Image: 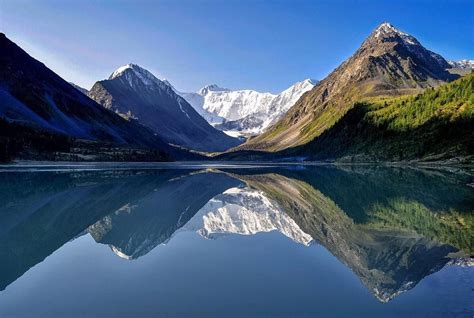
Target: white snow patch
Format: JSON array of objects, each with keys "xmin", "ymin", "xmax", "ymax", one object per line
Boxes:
[
  {"xmin": 177, "ymin": 187, "xmax": 314, "ymax": 246},
  {"xmin": 178, "ymin": 100, "xmax": 191, "ymax": 120},
  {"xmin": 176, "ymin": 78, "xmax": 317, "ymax": 135},
  {"xmin": 448, "ymin": 59, "xmax": 474, "ymax": 69}
]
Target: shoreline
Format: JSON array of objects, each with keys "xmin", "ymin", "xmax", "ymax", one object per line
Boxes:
[{"xmin": 1, "ymin": 160, "xmax": 473, "ymax": 170}]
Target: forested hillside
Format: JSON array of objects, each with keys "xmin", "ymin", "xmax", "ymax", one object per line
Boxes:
[{"xmin": 292, "ymin": 72, "xmax": 473, "ymax": 162}]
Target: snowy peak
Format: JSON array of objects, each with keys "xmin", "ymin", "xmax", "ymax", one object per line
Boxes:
[
  {"xmin": 303, "ymin": 78, "xmax": 318, "ymax": 85},
  {"xmin": 372, "ymin": 22, "xmax": 418, "ymax": 45},
  {"xmin": 179, "ymin": 187, "xmax": 314, "ymax": 246},
  {"xmin": 109, "ymin": 63, "xmax": 147, "ymax": 80},
  {"xmin": 365, "ymin": 22, "xmax": 450, "ymax": 70},
  {"xmin": 448, "ymin": 59, "xmax": 474, "ymax": 69},
  {"xmin": 177, "ymin": 78, "xmax": 318, "ymax": 137},
  {"xmin": 374, "ymin": 22, "xmax": 406, "ymax": 37},
  {"xmin": 89, "ymin": 64, "xmax": 242, "ymax": 152},
  {"xmin": 198, "ymin": 84, "xmax": 229, "ymax": 95},
  {"xmin": 284, "ymin": 78, "xmax": 318, "ymax": 92},
  {"xmin": 109, "ymin": 63, "xmax": 168, "ymax": 90}
]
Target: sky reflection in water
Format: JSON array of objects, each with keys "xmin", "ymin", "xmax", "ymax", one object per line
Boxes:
[{"xmin": 0, "ymin": 164, "xmax": 472, "ymax": 317}]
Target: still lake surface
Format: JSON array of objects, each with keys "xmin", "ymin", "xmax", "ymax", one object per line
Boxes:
[{"xmin": 0, "ymin": 163, "xmax": 472, "ymax": 317}]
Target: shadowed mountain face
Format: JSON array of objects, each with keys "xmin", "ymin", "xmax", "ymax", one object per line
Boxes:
[
  {"xmin": 0, "ymin": 169, "xmax": 238, "ymax": 290},
  {"xmin": 69, "ymin": 82, "xmax": 89, "ymax": 95},
  {"xmin": 0, "ymin": 165, "xmax": 471, "ymax": 302},
  {"xmin": 88, "ymin": 172, "xmax": 241, "ymax": 259},
  {"xmin": 240, "ymin": 23, "xmax": 459, "ymax": 152},
  {"xmin": 0, "ymin": 34, "xmax": 174, "ymax": 152},
  {"xmin": 233, "ymin": 166, "xmax": 473, "ymax": 301},
  {"xmin": 88, "ymin": 64, "xmax": 242, "ymax": 152}
]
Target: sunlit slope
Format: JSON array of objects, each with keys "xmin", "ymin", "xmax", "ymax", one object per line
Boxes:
[
  {"xmin": 291, "ymin": 72, "xmax": 473, "ymax": 161},
  {"xmin": 237, "ymin": 23, "xmax": 457, "ymax": 152}
]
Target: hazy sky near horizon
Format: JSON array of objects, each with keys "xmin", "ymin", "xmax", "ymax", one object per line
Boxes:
[{"xmin": 1, "ymin": 0, "xmax": 473, "ymax": 93}]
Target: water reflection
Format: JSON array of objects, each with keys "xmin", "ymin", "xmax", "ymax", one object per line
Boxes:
[
  {"xmin": 232, "ymin": 167, "xmax": 473, "ymax": 301},
  {"xmin": 0, "ymin": 165, "xmax": 472, "ymax": 314},
  {"xmin": 88, "ymin": 171, "xmax": 240, "ymax": 259}
]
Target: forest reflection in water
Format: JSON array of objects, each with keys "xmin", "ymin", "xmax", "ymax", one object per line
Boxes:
[{"xmin": 0, "ymin": 164, "xmax": 472, "ymax": 317}]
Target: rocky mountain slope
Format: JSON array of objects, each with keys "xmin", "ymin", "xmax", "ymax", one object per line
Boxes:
[
  {"xmin": 238, "ymin": 22, "xmax": 459, "ymax": 151},
  {"xmin": 175, "ymin": 79, "xmax": 317, "ymax": 137},
  {"xmin": 88, "ymin": 64, "xmax": 241, "ymax": 152},
  {"xmin": 0, "ymin": 33, "xmax": 180, "ymax": 159},
  {"xmin": 289, "ymin": 72, "xmax": 474, "ymax": 163}
]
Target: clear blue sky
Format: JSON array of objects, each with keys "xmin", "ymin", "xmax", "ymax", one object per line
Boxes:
[{"xmin": 1, "ymin": 0, "xmax": 473, "ymax": 93}]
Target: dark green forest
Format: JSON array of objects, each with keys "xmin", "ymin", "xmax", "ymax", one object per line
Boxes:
[
  {"xmin": 0, "ymin": 118, "xmax": 171, "ymax": 162},
  {"xmin": 294, "ymin": 72, "xmax": 474, "ymax": 162}
]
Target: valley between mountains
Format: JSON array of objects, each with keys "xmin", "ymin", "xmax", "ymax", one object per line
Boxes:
[{"xmin": 0, "ymin": 22, "xmax": 472, "ymax": 164}]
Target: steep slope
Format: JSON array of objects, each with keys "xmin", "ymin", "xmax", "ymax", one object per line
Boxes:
[
  {"xmin": 239, "ymin": 22, "xmax": 458, "ymax": 151},
  {"xmin": 290, "ymin": 72, "xmax": 474, "ymax": 162},
  {"xmin": 176, "ymin": 84, "xmax": 229, "ymax": 124},
  {"xmin": 177, "ymin": 79, "xmax": 317, "ymax": 137},
  {"xmin": 69, "ymin": 82, "xmax": 89, "ymax": 95},
  {"xmin": 88, "ymin": 64, "xmax": 241, "ymax": 152},
  {"xmin": 0, "ymin": 34, "xmax": 173, "ymax": 152}
]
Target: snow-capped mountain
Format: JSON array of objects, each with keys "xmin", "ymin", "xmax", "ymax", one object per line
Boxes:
[
  {"xmin": 175, "ymin": 79, "xmax": 318, "ymax": 137},
  {"xmin": 88, "ymin": 171, "xmax": 241, "ymax": 260},
  {"xmin": 448, "ymin": 59, "xmax": 474, "ymax": 69},
  {"xmin": 240, "ymin": 22, "xmax": 458, "ymax": 152},
  {"xmin": 372, "ymin": 22, "xmax": 450, "ymax": 68},
  {"xmin": 0, "ymin": 34, "xmax": 178, "ymax": 153},
  {"xmin": 166, "ymin": 83, "xmax": 227, "ymax": 125},
  {"xmin": 178, "ymin": 187, "xmax": 313, "ymax": 245},
  {"xmin": 88, "ymin": 64, "xmax": 242, "ymax": 152}
]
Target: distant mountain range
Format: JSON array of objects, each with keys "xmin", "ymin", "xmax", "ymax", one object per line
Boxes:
[
  {"xmin": 88, "ymin": 64, "xmax": 241, "ymax": 152},
  {"xmin": 448, "ymin": 59, "xmax": 474, "ymax": 69},
  {"xmin": 0, "ymin": 22, "xmax": 472, "ymax": 163},
  {"xmin": 177, "ymin": 187, "xmax": 313, "ymax": 245},
  {"xmin": 172, "ymin": 79, "xmax": 317, "ymax": 137}
]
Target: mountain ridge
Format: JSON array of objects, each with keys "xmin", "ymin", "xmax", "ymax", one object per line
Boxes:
[
  {"xmin": 176, "ymin": 78, "xmax": 318, "ymax": 137},
  {"xmin": 88, "ymin": 64, "xmax": 242, "ymax": 152},
  {"xmin": 0, "ymin": 33, "xmax": 185, "ymax": 161},
  {"xmin": 236, "ymin": 22, "xmax": 459, "ymax": 152}
]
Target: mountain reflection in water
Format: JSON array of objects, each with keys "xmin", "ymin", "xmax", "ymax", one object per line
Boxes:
[{"xmin": 0, "ymin": 165, "xmax": 472, "ymax": 314}]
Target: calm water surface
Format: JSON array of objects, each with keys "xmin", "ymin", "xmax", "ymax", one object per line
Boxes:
[{"xmin": 0, "ymin": 164, "xmax": 473, "ymax": 317}]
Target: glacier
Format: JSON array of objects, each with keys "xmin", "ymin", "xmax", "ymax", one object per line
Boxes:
[{"xmin": 170, "ymin": 79, "xmax": 318, "ymax": 137}]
